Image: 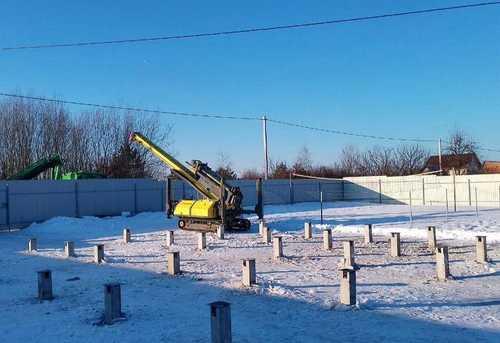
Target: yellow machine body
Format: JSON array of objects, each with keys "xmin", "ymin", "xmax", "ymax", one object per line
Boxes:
[{"xmin": 173, "ymin": 199, "xmax": 218, "ymax": 219}]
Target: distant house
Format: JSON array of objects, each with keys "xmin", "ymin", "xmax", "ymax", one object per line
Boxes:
[
  {"xmin": 483, "ymin": 161, "xmax": 500, "ymax": 174},
  {"xmin": 422, "ymin": 153, "xmax": 481, "ymax": 175}
]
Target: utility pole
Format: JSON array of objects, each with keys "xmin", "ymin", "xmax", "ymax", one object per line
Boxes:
[
  {"xmin": 438, "ymin": 138, "xmax": 443, "ymax": 174},
  {"xmin": 262, "ymin": 115, "xmax": 269, "ymax": 180}
]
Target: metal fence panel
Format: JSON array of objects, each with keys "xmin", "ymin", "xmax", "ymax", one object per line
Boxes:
[
  {"xmin": 230, "ymin": 180, "xmax": 257, "ymax": 207},
  {"xmin": 3, "ymin": 174, "xmax": 500, "ymax": 229},
  {"xmin": 136, "ymin": 179, "xmax": 166, "ymax": 213},
  {"xmin": 77, "ymin": 179, "xmax": 135, "ymax": 217},
  {"xmin": 8, "ymin": 180, "xmax": 76, "ymax": 225},
  {"xmin": 0, "ymin": 179, "xmax": 166, "ymax": 228},
  {"xmin": 0, "ymin": 183, "xmax": 8, "ymax": 226},
  {"xmin": 171, "ymin": 179, "xmax": 344, "ymax": 207}
]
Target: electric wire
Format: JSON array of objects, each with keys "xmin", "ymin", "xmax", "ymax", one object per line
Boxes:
[
  {"xmin": 0, "ymin": 93, "xmax": 259, "ymax": 121},
  {"xmin": 266, "ymin": 118, "xmax": 435, "ymax": 143},
  {"xmin": 3, "ymin": 1, "xmax": 500, "ymax": 51},
  {"xmin": 1, "ymin": 92, "xmax": 499, "ymax": 153}
]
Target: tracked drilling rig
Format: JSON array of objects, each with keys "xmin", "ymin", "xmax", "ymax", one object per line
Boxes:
[{"xmin": 130, "ymin": 132, "xmax": 254, "ymax": 232}]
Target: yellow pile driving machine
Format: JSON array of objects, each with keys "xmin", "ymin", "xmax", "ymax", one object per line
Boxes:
[{"xmin": 130, "ymin": 132, "xmax": 259, "ymax": 232}]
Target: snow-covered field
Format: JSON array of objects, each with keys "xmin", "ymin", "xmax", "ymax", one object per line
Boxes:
[{"xmin": 0, "ymin": 202, "xmax": 499, "ymax": 342}]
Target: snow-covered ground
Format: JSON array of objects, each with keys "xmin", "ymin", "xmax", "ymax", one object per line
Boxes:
[{"xmin": 0, "ymin": 202, "xmax": 499, "ymax": 342}]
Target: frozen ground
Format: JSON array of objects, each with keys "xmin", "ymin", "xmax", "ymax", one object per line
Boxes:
[{"xmin": 0, "ymin": 202, "xmax": 499, "ymax": 342}]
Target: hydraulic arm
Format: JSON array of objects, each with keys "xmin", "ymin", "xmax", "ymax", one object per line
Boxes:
[
  {"xmin": 8, "ymin": 155, "xmax": 62, "ymax": 180},
  {"xmin": 130, "ymin": 132, "xmax": 250, "ymax": 232}
]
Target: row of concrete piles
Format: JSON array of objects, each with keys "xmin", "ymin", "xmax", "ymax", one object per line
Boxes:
[
  {"xmin": 28, "ymin": 228, "xmax": 185, "ymax": 272},
  {"xmin": 27, "ymin": 223, "xmax": 490, "ymax": 289},
  {"xmin": 255, "ymin": 220, "xmax": 491, "ymax": 305},
  {"xmin": 27, "ymin": 222, "xmax": 491, "ymax": 342}
]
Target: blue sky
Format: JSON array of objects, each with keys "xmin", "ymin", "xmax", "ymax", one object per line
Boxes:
[{"xmin": 2, "ymin": 0, "xmax": 500, "ymax": 172}]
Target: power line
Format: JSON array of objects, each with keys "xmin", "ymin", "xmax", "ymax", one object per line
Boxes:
[
  {"xmin": 3, "ymin": 1, "xmax": 500, "ymax": 51},
  {"xmin": 0, "ymin": 93, "xmax": 259, "ymax": 121},
  {"xmin": 1, "ymin": 92, "xmax": 499, "ymax": 153},
  {"xmin": 0, "ymin": 92, "xmax": 435, "ymax": 143},
  {"xmin": 267, "ymin": 118, "xmax": 435, "ymax": 143}
]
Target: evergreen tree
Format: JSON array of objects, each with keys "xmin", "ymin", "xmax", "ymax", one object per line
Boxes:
[{"xmin": 107, "ymin": 141, "xmax": 147, "ymax": 178}]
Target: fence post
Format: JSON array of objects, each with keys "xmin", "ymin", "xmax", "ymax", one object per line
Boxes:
[
  {"xmin": 134, "ymin": 181, "xmax": 139, "ymax": 214},
  {"xmin": 317, "ymin": 182, "xmax": 321, "ymax": 202},
  {"xmin": 219, "ymin": 180, "xmax": 228, "ymax": 237},
  {"xmin": 160, "ymin": 181, "xmax": 165, "ymax": 212},
  {"xmin": 341, "ymin": 179, "xmax": 345, "ymax": 201},
  {"xmin": 256, "ymin": 178, "xmax": 263, "ymax": 220},
  {"xmin": 475, "ymin": 187, "xmax": 479, "ymax": 217},
  {"xmin": 498, "ymin": 184, "xmax": 500, "ymax": 209},
  {"xmin": 6, "ymin": 184, "xmax": 10, "ymax": 230},
  {"xmin": 452, "ymin": 171, "xmax": 457, "ymax": 212},
  {"xmin": 320, "ymin": 190, "xmax": 324, "ymax": 225},
  {"xmin": 74, "ymin": 181, "xmax": 80, "ymax": 218},
  {"xmin": 409, "ymin": 191, "xmax": 413, "ymax": 225},
  {"xmin": 422, "ymin": 178, "xmax": 425, "ymax": 205},
  {"xmin": 289, "ymin": 172, "xmax": 293, "ymax": 204},
  {"xmin": 468, "ymin": 179, "xmax": 472, "ymax": 206},
  {"xmin": 166, "ymin": 178, "xmax": 173, "ymax": 218},
  {"xmin": 445, "ymin": 189, "xmax": 449, "ymax": 222},
  {"xmin": 378, "ymin": 179, "xmax": 382, "ymax": 204}
]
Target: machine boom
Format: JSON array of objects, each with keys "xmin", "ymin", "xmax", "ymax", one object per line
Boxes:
[{"xmin": 129, "ymin": 131, "xmax": 250, "ymax": 232}]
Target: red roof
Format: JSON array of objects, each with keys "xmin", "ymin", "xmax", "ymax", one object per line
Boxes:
[
  {"xmin": 483, "ymin": 161, "xmax": 500, "ymax": 173},
  {"xmin": 424, "ymin": 153, "xmax": 480, "ymax": 171}
]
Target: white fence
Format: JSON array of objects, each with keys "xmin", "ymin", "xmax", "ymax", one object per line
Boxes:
[
  {"xmin": 343, "ymin": 174, "xmax": 500, "ymax": 208},
  {"xmin": 2, "ymin": 174, "xmax": 500, "ymax": 229},
  {"xmin": 172, "ymin": 174, "xmax": 500, "ymax": 209}
]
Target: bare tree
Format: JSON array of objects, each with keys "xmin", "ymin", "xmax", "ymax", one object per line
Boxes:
[
  {"xmin": 446, "ymin": 129, "xmax": 478, "ymax": 155},
  {"xmin": 336, "ymin": 144, "xmax": 428, "ymax": 177},
  {"xmin": 292, "ymin": 146, "xmax": 313, "ymax": 174},
  {"xmin": 0, "ymin": 96, "xmax": 173, "ymax": 179},
  {"xmin": 360, "ymin": 146, "xmax": 396, "ymax": 176},
  {"xmin": 394, "ymin": 144, "xmax": 430, "ymax": 175},
  {"xmin": 338, "ymin": 145, "xmax": 362, "ymax": 176},
  {"xmin": 269, "ymin": 160, "xmax": 290, "ymax": 179}
]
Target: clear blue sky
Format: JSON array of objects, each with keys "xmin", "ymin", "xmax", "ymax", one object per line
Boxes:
[{"xmin": 2, "ymin": 0, "xmax": 500, "ymax": 172}]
